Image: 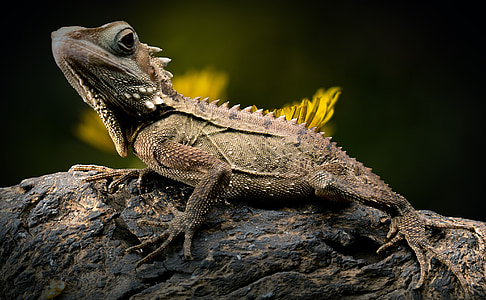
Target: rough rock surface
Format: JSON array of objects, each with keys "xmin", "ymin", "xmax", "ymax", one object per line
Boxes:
[{"xmin": 0, "ymin": 170, "xmax": 485, "ymax": 299}]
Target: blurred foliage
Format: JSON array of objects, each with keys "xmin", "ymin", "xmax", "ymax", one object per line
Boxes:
[{"xmin": 75, "ymin": 67, "xmax": 339, "ymax": 155}]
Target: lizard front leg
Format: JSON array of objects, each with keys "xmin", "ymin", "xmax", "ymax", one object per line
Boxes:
[
  {"xmin": 307, "ymin": 168, "xmax": 482, "ymax": 292},
  {"xmin": 127, "ymin": 138, "xmax": 232, "ymax": 265}
]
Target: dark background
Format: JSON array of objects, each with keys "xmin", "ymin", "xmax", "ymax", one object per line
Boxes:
[{"xmin": 2, "ymin": 1, "xmax": 484, "ymax": 220}]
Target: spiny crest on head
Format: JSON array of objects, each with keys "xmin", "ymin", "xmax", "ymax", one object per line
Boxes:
[
  {"xmin": 139, "ymin": 45, "xmax": 174, "ymax": 112},
  {"xmin": 146, "ymin": 44, "xmax": 171, "ymax": 68},
  {"xmin": 156, "ymin": 57, "xmax": 172, "ymax": 67},
  {"xmin": 146, "ymin": 45, "xmax": 162, "ymax": 55}
]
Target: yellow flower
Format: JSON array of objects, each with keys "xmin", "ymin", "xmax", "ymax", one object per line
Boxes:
[
  {"xmin": 172, "ymin": 67, "xmax": 229, "ymax": 103},
  {"xmin": 257, "ymin": 87, "xmax": 341, "ymax": 136}
]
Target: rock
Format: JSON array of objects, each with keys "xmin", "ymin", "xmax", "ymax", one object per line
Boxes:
[{"xmin": 0, "ymin": 170, "xmax": 485, "ymax": 299}]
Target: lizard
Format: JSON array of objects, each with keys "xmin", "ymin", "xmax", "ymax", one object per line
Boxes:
[{"xmin": 51, "ymin": 21, "xmax": 484, "ymax": 291}]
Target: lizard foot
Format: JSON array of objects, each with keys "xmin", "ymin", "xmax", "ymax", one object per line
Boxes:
[
  {"xmin": 69, "ymin": 164, "xmax": 153, "ymax": 193},
  {"xmin": 376, "ymin": 210, "xmax": 479, "ymax": 292},
  {"xmin": 126, "ymin": 203, "xmax": 196, "ymax": 267}
]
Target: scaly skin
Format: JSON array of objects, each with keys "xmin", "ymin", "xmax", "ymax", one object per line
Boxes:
[{"xmin": 52, "ymin": 21, "xmax": 484, "ymax": 292}]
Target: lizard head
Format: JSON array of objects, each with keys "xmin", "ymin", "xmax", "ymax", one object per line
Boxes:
[{"xmin": 52, "ymin": 21, "xmax": 172, "ymax": 157}]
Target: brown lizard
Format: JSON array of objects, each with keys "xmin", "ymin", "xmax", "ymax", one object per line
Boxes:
[{"xmin": 51, "ymin": 21, "xmax": 484, "ymax": 291}]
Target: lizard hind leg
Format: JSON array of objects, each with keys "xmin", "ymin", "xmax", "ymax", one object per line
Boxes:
[{"xmin": 306, "ymin": 168, "xmax": 474, "ymax": 293}]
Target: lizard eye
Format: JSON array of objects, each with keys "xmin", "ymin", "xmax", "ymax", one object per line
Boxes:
[{"xmin": 116, "ymin": 28, "xmax": 137, "ymax": 54}]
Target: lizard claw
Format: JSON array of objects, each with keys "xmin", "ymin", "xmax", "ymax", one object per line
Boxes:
[
  {"xmin": 69, "ymin": 164, "xmax": 114, "ymax": 173},
  {"xmin": 377, "ymin": 216, "xmax": 404, "ymax": 254},
  {"xmin": 69, "ymin": 164, "xmax": 152, "ymax": 193},
  {"xmin": 127, "ymin": 208, "xmax": 196, "ymax": 266},
  {"xmin": 380, "ymin": 211, "xmax": 470, "ymax": 291}
]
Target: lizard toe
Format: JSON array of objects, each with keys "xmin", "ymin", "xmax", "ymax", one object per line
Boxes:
[
  {"xmin": 376, "ymin": 231, "xmax": 404, "ymax": 254},
  {"xmin": 389, "ymin": 211, "xmax": 470, "ymax": 293},
  {"xmin": 129, "ymin": 212, "xmax": 197, "ymax": 265},
  {"xmin": 68, "ymin": 164, "xmax": 114, "ymax": 173},
  {"xmin": 71, "ymin": 166, "xmax": 153, "ymax": 193}
]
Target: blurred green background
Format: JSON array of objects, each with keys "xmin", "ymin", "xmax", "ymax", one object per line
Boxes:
[{"xmin": 2, "ymin": 1, "xmax": 484, "ymax": 221}]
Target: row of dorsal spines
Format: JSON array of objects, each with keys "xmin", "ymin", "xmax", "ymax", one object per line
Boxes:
[
  {"xmin": 187, "ymin": 95, "xmax": 325, "ymax": 135},
  {"xmin": 149, "ymin": 53, "xmax": 338, "ymax": 134},
  {"xmin": 149, "ymin": 85, "xmax": 335, "ymax": 141}
]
